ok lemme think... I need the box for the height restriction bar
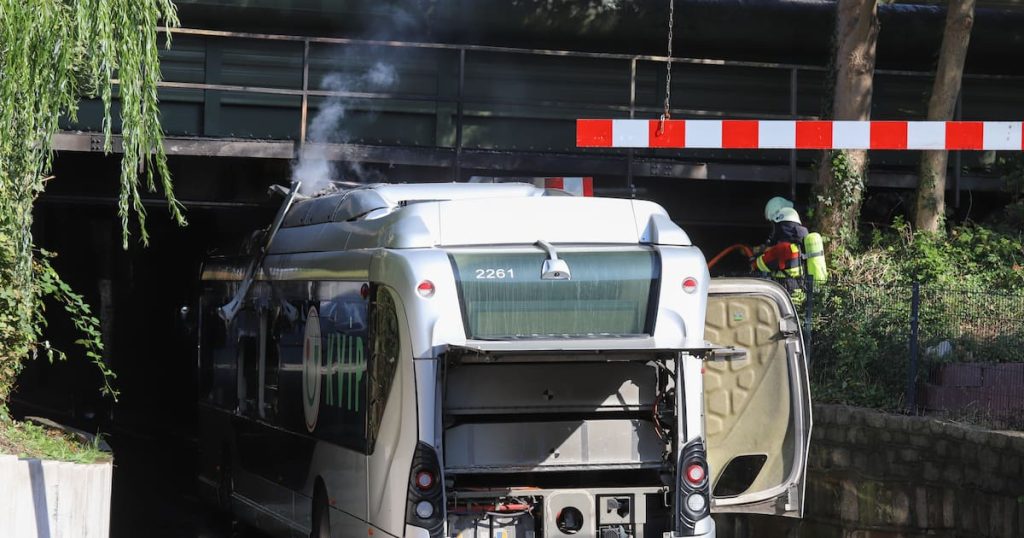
[576,119,1024,151]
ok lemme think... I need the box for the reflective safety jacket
[755,241,803,279]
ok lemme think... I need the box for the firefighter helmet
[764,196,794,221]
[773,207,802,224]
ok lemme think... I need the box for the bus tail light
[415,500,435,519]
[682,277,698,294]
[417,280,436,298]
[685,463,706,486]
[415,470,436,491]
[406,442,444,538]
[676,439,710,533]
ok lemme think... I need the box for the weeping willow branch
[0,0,183,410]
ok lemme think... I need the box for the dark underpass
[10,151,773,537]
[10,142,1018,537]
[9,1,1024,536]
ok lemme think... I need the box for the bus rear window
[449,248,658,339]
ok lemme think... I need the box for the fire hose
[706,243,754,270]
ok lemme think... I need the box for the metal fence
[803,279,1024,419]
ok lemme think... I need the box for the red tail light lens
[685,463,706,485]
[682,277,698,294]
[417,280,435,298]
[415,470,435,491]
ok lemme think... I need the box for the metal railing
[128,26,1024,189]
[806,280,1024,420]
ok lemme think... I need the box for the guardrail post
[789,68,798,200]
[300,39,310,148]
[906,282,921,412]
[453,48,465,182]
[627,57,637,196]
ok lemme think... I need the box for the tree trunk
[914,0,976,233]
[813,0,879,254]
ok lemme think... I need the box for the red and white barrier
[538,177,594,196]
[576,119,1023,151]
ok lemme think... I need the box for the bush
[810,219,1024,409]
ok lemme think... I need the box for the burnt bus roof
[212,182,692,260]
[281,182,549,228]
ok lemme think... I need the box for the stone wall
[715,404,1024,538]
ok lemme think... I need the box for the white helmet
[773,207,802,224]
[764,196,794,221]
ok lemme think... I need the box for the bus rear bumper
[405,523,431,538]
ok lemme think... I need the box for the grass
[0,418,110,464]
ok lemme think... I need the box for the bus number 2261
[475,268,515,279]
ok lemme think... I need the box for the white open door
[704,278,812,517]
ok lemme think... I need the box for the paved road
[108,430,268,538]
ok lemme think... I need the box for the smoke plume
[292,61,399,196]
[289,6,424,195]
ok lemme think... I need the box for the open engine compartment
[441,349,687,537]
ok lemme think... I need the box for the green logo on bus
[302,307,322,432]
[324,333,366,412]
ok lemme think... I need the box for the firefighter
[755,201,828,289]
[755,207,807,290]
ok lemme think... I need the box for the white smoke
[292,61,399,196]
[365,62,398,87]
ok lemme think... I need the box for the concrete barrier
[0,455,112,538]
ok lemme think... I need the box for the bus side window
[198,293,214,403]
[235,309,260,417]
[261,307,281,422]
[367,286,400,453]
[200,290,234,408]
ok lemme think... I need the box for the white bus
[196,182,811,538]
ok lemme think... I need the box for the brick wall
[715,404,1024,537]
[923,363,1024,417]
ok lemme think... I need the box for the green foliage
[0,0,180,413]
[985,154,1024,234]
[35,252,117,398]
[811,281,911,409]
[813,150,867,253]
[811,219,1024,409]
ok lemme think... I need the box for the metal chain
[659,0,675,134]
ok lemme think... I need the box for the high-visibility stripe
[833,121,870,149]
[649,119,684,147]
[685,120,722,148]
[871,121,908,150]
[722,120,759,148]
[577,119,613,147]
[582,178,594,196]
[759,121,795,149]
[982,122,1022,150]
[946,121,983,150]
[796,121,832,149]
[612,120,649,147]
[576,119,1024,151]
[543,177,593,197]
